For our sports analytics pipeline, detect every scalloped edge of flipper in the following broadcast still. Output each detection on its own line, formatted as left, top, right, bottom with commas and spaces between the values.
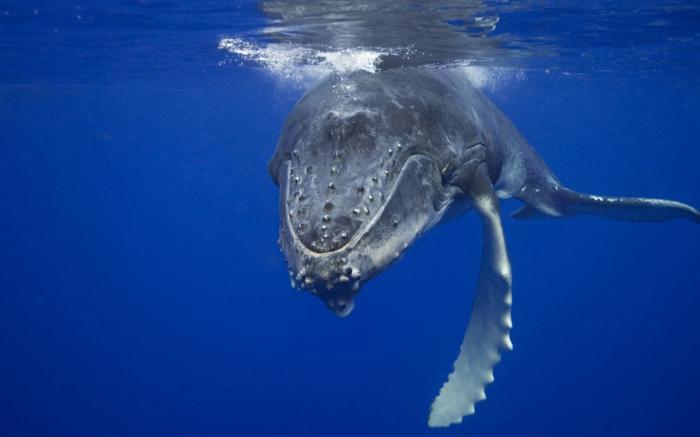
428, 181, 513, 428
428, 277, 513, 427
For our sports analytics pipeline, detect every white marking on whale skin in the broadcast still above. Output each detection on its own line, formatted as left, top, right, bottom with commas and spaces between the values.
327, 108, 379, 120
502, 312, 513, 328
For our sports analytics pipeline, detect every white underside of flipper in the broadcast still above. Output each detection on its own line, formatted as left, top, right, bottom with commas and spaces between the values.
429, 172, 513, 427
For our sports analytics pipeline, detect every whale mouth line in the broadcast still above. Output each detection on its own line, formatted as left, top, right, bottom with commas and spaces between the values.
281, 154, 433, 258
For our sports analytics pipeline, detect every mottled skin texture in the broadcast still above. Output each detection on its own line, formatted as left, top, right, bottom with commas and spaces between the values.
268, 67, 700, 425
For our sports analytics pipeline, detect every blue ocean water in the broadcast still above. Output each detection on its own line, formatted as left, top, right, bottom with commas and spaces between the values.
1, 1, 699, 435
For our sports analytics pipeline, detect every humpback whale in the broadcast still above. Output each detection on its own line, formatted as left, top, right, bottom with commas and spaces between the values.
268, 67, 700, 427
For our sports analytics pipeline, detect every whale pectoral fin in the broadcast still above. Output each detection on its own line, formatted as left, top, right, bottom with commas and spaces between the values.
513, 185, 700, 223
429, 165, 512, 427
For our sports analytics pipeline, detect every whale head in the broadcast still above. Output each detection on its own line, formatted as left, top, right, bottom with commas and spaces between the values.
269, 73, 458, 316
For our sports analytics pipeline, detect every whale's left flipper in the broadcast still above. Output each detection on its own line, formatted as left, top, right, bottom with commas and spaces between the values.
429, 165, 513, 427
511, 185, 700, 223
492, 137, 699, 224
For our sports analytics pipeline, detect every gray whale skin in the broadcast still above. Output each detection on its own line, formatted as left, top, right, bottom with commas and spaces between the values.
268, 67, 700, 427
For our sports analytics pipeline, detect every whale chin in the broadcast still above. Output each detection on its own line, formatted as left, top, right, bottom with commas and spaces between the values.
327, 299, 355, 318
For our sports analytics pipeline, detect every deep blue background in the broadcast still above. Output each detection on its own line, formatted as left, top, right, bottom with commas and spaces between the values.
1, 3, 700, 436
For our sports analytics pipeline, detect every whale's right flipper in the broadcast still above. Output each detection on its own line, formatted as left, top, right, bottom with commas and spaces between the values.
429, 164, 512, 427
511, 185, 700, 223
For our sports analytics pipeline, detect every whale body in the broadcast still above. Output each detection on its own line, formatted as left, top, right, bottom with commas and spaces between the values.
268, 67, 700, 426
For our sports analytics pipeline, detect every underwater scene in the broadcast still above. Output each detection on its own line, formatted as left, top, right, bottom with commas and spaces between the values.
1, 1, 699, 435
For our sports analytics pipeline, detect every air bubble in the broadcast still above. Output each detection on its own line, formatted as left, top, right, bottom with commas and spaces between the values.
322, 214, 331, 222
324, 201, 334, 211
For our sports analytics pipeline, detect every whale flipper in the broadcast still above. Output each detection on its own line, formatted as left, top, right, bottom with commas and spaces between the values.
492, 132, 700, 224
429, 165, 513, 427
512, 185, 700, 223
